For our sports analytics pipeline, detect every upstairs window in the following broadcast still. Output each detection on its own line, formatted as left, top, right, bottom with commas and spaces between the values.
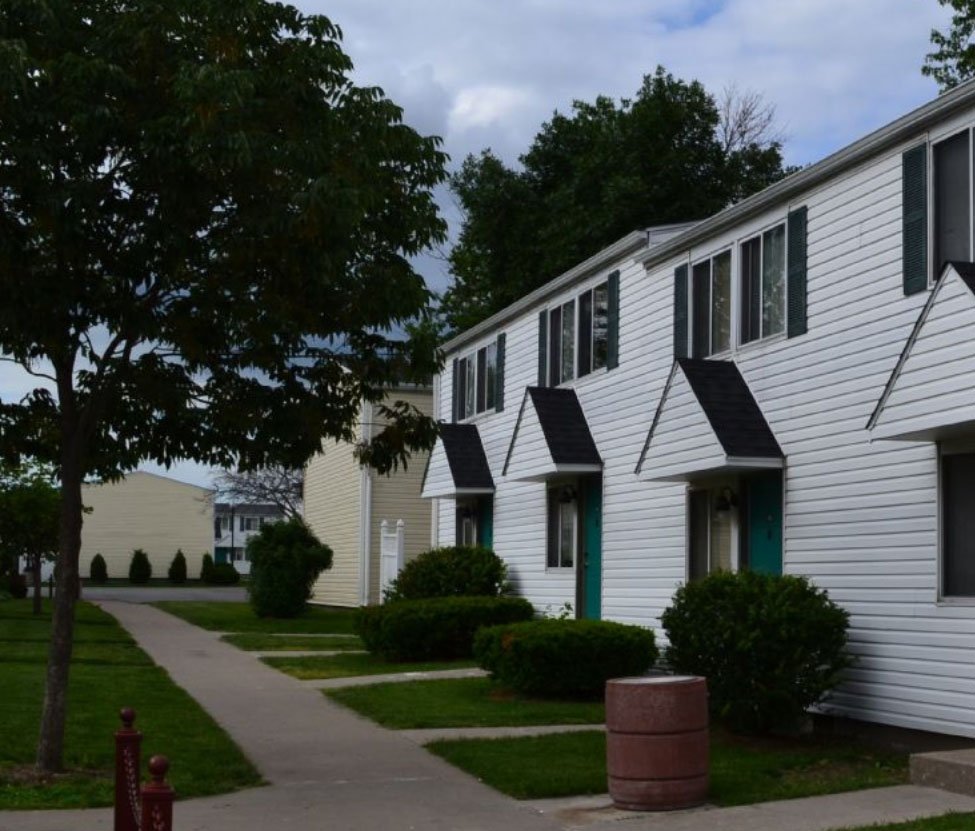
548, 299, 576, 386
690, 250, 731, 358
453, 335, 505, 421
578, 282, 610, 376
740, 224, 786, 344
933, 130, 972, 274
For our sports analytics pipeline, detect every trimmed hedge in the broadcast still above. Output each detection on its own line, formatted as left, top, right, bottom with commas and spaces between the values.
5, 572, 28, 599
247, 520, 332, 617
383, 546, 507, 602
90, 553, 108, 584
661, 570, 852, 733
128, 549, 152, 584
474, 619, 658, 698
205, 562, 240, 585
168, 550, 187, 584
201, 553, 215, 582
355, 596, 534, 661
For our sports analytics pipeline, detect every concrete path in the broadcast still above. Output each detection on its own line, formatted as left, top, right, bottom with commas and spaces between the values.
82, 585, 247, 603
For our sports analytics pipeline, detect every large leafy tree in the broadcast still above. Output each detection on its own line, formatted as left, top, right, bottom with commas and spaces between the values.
213, 465, 303, 518
923, 0, 975, 90
442, 68, 788, 333
0, 0, 446, 771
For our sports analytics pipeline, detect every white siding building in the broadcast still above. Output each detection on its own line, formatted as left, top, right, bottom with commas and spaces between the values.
424, 81, 975, 739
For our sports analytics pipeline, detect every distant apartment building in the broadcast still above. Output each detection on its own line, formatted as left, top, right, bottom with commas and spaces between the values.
214, 502, 285, 575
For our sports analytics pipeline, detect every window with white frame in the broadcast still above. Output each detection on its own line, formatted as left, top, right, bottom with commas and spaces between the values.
241, 516, 260, 531
547, 299, 576, 386
933, 129, 972, 275
546, 486, 577, 568
740, 224, 786, 344
690, 250, 732, 358
456, 341, 498, 420
545, 281, 612, 384
688, 488, 735, 580
941, 446, 975, 597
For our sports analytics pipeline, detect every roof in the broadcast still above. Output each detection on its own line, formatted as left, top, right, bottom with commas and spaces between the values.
527, 387, 601, 466
640, 79, 975, 273
678, 359, 782, 459
949, 260, 975, 295
214, 502, 286, 516
438, 424, 494, 490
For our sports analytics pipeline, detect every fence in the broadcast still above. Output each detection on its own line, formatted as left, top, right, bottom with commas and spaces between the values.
378, 519, 405, 602
115, 707, 174, 831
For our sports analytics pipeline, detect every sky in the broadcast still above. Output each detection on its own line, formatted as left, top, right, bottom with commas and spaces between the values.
0, 0, 958, 488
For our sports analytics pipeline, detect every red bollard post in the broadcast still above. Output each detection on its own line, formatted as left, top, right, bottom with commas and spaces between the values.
114, 707, 141, 831
141, 755, 175, 831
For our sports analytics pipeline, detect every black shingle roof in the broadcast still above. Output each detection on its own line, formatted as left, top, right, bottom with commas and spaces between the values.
677, 359, 782, 459
947, 260, 975, 294
527, 388, 601, 466
438, 423, 494, 490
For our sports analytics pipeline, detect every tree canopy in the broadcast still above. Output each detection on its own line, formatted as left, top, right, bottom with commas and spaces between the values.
0, 0, 446, 770
214, 465, 303, 518
441, 68, 790, 334
923, 0, 975, 90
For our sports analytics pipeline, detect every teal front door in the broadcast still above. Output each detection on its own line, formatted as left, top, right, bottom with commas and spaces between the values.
747, 472, 783, 575
477, 498, 494, 549
581, 479, 602, 619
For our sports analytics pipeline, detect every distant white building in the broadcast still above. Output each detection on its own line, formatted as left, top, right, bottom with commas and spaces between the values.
213, 503, 285, 575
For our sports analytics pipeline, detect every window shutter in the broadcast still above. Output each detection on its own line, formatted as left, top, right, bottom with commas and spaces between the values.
606, 270, 620, 370
495, 333, 506, 411
674, 264, 688, 358
902, 144, 928, 296
451, 358, 459, 422
787, 206, 808, 338
537, 310, 548, 387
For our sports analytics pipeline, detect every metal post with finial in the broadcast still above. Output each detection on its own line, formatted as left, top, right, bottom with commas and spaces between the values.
141, 755, 175, 831
114, 707, 141, 831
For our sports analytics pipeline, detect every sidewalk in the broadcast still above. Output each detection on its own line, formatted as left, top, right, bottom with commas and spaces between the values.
3, 602, 975, 831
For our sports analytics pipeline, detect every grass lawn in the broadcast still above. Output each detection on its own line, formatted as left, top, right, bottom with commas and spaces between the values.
264, 653, 476, 680
426, 729, 907, 802
326, 677, 605, 728
839, 816, 975, 831
152, 601, 356, 633
0, 599, 261, 810
221, 633, 363, 651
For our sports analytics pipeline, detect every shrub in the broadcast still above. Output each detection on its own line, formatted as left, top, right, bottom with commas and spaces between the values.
128, 549, 152, 584
168, 550, 187, 584
5, 572, 28, 599
474, 619, 658, 698
200, 553, 215, 582
661, 571, 852, 734
384, 546, 508, 602
356, 596, 535, 661
89, 553, 108, 584
247, 519, 332, 617
205, 562, 240, 585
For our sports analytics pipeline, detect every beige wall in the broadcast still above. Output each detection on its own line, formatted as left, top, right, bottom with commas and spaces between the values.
80, 471, 214, 579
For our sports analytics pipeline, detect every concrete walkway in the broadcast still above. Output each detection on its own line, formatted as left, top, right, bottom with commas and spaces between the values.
4, 602, 975, 831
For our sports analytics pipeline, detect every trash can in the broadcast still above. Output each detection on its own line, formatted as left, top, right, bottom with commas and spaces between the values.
605, 675, 708, 811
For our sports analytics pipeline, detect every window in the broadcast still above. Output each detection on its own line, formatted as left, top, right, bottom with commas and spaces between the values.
933, 130, 972, 275
688, 488, 734, 579
577, 282, 609, 377
690, 250, 731, 358
456, 339, 502, 420
740, 224, 786, 344
547, 486, 577, 568
941, 448, 975, 597
547, 299, 576, 386
241, 516, 260, 531
219, 516, 230, 532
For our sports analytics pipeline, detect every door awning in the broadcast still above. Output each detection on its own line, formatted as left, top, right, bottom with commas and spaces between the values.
869, 262, 975, 442
503, 387, 602, 482
421, 423, 495, 499
636, 358, 783, 482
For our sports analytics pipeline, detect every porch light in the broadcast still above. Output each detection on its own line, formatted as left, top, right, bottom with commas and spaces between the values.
714, 487, 738, 513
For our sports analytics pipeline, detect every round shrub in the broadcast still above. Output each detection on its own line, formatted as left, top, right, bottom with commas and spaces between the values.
355, 595, 534, 661
661, 571, 852, 734
5, 572, 28, 599
200, 553, 214, 582
205, 562, 240, 585
128, 549, 152, 584
474, 619, 658, 698
247, 519, 332, 618
383, 546, 508, 602
168, 550, 187, 584
89, 553, 108, 584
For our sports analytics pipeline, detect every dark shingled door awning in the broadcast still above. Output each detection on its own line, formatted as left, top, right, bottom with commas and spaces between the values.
421, 423, 495, 499
636, 358, 783, 482
503, 387, 602, 482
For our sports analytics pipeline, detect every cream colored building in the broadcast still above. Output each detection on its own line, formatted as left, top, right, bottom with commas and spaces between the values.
80, 471, 214, 579
305, 387, 433, 606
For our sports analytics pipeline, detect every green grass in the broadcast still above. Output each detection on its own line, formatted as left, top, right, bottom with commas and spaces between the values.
152, 601, 356, 633
426, 729, 907, 802
0, 599, 261, 809
326, 677, 605, 728
264, 653, 476, 680
838, 816, 975, 831
221, 633, 363, 651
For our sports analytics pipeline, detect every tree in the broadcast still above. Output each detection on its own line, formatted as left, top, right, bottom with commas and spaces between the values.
441, 68, 790, 333
923, 1, 975, 90
214, 466, 303, 518
0, 463, 59, 615
0, 0, 445, 772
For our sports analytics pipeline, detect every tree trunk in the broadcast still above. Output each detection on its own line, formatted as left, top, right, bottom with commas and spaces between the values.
31, 553, 42, 616
35, 449, 84, 772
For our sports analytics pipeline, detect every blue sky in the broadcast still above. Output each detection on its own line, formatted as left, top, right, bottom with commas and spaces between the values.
0, 1, 958, 487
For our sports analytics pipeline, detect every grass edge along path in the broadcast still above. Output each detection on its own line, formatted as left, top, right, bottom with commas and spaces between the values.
836, 815, 975, 831
221, 632, 363, 651
425, 728, 908, 803
152, 600, 356, 634
0, 599, 261, 810
264, 653, 476, 680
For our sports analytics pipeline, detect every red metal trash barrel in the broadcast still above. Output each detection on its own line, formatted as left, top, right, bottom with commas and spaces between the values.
605, 675, 708, 811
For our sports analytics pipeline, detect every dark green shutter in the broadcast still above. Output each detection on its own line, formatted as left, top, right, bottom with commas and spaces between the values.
674, 264, 688, 358
451, 358, 459, 422
787, 206, 808, 338
495, 333, 505, 411
606, 270, 620, 370
537, 311, 547, 387
902, 144, 928, 296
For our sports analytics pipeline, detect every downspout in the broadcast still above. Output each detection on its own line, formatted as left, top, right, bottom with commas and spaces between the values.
359, 399, 373, 606
430, 373, 440, 547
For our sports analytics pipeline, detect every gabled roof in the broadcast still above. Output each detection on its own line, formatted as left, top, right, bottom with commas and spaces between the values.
636, 359, 782, 482
503, 387, 601, 482
869, 261, 975, 441
421, 423, 494, 499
